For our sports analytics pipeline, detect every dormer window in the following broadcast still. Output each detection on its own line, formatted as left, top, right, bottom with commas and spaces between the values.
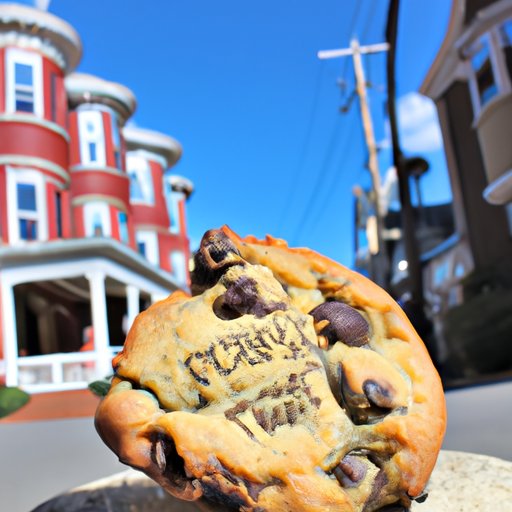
5, 48, 43, 116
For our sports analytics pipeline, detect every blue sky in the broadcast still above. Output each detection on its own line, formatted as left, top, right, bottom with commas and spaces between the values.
16, 0, 452, 266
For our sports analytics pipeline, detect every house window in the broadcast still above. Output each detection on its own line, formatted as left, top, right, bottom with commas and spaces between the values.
6, 48, 43, 116
55, 191, 63, 238
164, 181, 181, 234
118, 211, 130, 244
470, 37, 498, 106
50, 72, 58, 122
17, 183, 38, 240
499, 19, 512, 78
78, 111, 106, 167
127, 155, 154, 204
6, 168, 47, 243
111, 115, 122, 170
465, 17, 512, 116
135, 230, 159, 266
83, 202, 111, 238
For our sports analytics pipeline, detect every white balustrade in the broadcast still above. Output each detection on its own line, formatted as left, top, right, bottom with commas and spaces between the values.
13, 347, 122, 394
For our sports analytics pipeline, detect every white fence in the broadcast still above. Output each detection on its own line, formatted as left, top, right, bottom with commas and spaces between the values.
4, 348, 122, 394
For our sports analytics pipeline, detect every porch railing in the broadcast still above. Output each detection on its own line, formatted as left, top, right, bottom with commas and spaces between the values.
5, 348, 122, 394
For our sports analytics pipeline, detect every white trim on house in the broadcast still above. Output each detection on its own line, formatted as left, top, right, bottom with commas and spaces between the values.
0, 256, 172, 391
5, 47, 43, 117
0, 155, 69, 182
125, 148, 168, 172
0, 113, 70, 140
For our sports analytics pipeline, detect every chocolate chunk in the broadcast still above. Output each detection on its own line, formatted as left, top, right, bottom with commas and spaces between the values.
191, 230, 244, 294
339, 366, 394, 425
363, 380, 395, 409
333, 454, 367, 488
214, 276, 287, 320
309, 301, 369, 346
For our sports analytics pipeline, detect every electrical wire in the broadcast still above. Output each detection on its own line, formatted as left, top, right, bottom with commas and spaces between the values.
340, 0, 365, 81
278, 61, 326, 228
361, 0, 379, 43
286, 1, 379, 246
290, 115, 343, 244
305, 114, 359, 232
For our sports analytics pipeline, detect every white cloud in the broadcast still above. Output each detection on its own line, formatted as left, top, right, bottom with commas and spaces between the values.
397, 92, 443, 153
379, 92, 444, 153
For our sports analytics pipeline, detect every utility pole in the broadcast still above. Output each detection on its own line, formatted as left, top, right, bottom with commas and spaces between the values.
386, 0, 432, 341
318, 39, 390, 287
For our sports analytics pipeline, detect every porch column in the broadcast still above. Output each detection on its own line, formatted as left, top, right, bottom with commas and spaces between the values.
86, 271, 111, 378
125, 284, 140, 333
1, 279, 18, 386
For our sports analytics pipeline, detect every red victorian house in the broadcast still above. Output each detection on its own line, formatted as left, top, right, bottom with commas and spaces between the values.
0, 4, 193, 421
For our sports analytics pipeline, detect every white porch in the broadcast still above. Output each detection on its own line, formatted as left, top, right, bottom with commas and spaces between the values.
0, 239, 181, 393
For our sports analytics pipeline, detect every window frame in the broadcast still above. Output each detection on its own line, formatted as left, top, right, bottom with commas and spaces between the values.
83, 202, 111, 238
165, 180, 182, 234
117, 210, 130, 244
127, 155, 155, 205
5, 48, 43, 117
465, 20, 512, 118
135, 230, 159, 266
170, 250, 187, 284
6, 167, 48, 243
78, 111, 106, 167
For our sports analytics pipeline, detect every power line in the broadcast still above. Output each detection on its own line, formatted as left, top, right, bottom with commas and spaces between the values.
290, 115, 342, 244
361, 0, 379, 43
278, 61, 326, 227
305, 116, 359, 231
340, 0, 365, 81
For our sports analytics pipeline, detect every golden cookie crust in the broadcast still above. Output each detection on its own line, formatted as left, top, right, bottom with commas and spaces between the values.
95, 227, 446, 512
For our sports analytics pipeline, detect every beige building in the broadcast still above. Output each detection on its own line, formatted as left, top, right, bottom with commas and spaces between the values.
420, 0, 512, 382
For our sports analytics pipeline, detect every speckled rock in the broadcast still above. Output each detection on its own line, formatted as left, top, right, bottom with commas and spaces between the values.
33, 450, 512, 512
411, 450, 512, 511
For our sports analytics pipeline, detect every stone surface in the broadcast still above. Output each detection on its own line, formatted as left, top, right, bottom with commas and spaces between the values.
33, 450, 512, 512
411, 450, 512, 511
